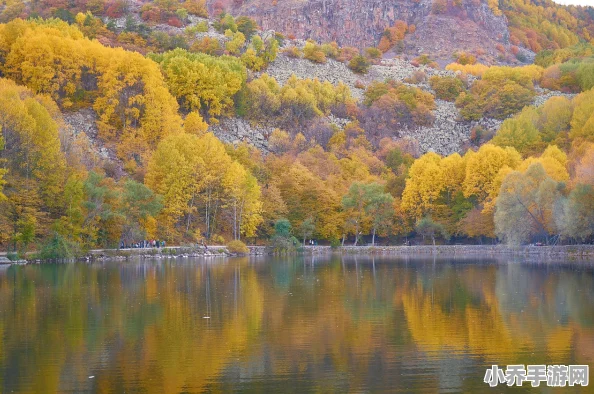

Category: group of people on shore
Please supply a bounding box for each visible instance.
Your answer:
[120,240,166,249]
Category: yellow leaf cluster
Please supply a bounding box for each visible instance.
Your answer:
[0,19,182,167]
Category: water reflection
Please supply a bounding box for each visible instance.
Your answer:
[0,256,592,393]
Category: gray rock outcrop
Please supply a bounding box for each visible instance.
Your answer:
[210,118,272,151]
[533,87,576,108]
[223,0,511,63]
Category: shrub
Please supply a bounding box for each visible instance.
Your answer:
[455,79,535,120]
[274,32,285,46]
[117,32,147,48]
[38,232,81,260]
[167,17,183,28]
[176,8,189,22]
[241,48,265,71]
[378,21,408,52]
[214,13,237,33]
[348,55,370,74]
[211,234,225,244]
[6,252,18,262]
[283,46,302,58]
[269,129,292,154]
[359,81,435,143]
[321,42,339,59]
[270,219,298,254]
[106,0,127,18]
[190,37,221,55]
[337,46,359,62]
[183,0,208,18]
[185,22,208,35]
[236,16,259,38]
[405,70,427,84]
[365,47,382,60]
[363,80,435,109]
[303,41,326,63]
[413,54,438,68]
[445,63,489,76]
[541,59,594,93]
[455,92,483,121]
[354,80,366,89]
[454,51,476,65]
[534,43,594,68]
[469,125,494,145]
[227,240,249,254]
[429,76,466,101]
[140,6,161,23]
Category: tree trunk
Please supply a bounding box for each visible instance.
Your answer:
[238,200,245,241]
[341,234,345,246]
[372,227,376,246]
[211,200,220,239]
[432,236,435,246]
[186,192,195,232]
[233,201,238,240]
[353,222,359,246]
[205,190,211,239]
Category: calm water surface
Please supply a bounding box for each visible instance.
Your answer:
[0,255,593,393]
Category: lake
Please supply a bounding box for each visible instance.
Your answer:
[0,255,592,393]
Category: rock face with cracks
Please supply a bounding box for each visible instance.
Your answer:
[215,0,512,64]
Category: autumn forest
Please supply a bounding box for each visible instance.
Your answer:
[1,0,594,258]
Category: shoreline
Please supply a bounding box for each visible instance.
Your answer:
[3,244,594,264]
[300,244,594,257]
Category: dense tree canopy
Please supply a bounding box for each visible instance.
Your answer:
[0,18,183,170]
[2,5,594,254]
[149,48,247,120]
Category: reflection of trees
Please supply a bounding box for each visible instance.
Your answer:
[0,259,264,392]
[0,257,593,392]
[401,261,594,365]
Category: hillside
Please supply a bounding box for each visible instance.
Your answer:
[221,0,594,64]
[0,0,594,257]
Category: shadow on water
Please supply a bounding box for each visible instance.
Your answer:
[0,255,592,393]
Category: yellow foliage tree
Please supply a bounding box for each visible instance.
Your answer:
[517,145,569,182]
[0,124,6,201]
[463,144,522,203]
[225,29,245,55]
[569,89,594,143]
[401,152,447,219]
[145,133,206,240]
[0,78,68,251]
[184,112,208,136]
[574,143,594,186]
[0,19,182,169]
[146,131,261,242]
[223,161,262,240]
[150,48,247,120]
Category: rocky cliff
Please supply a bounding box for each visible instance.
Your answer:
[210,51,572,156]
[217,0,512,63]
